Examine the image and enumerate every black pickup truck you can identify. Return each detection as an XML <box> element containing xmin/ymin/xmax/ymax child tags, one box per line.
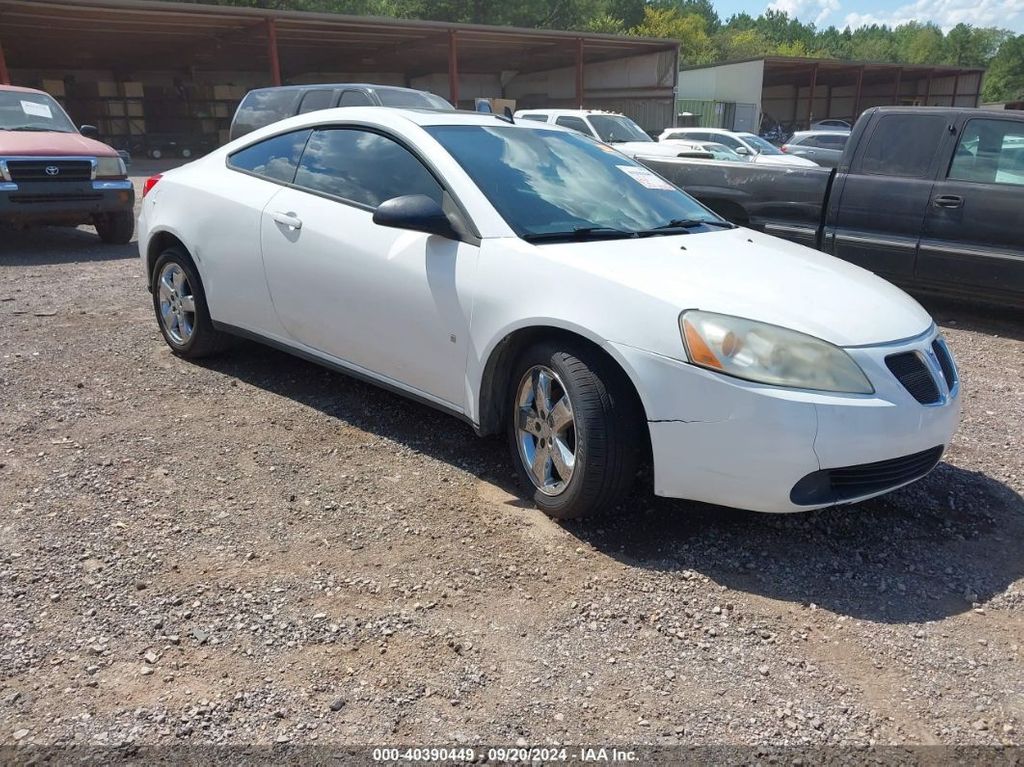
<box><xmin>644</xmin><ymin>107</ymin><xmax>1024</xmax><ymax>308</ymax></box>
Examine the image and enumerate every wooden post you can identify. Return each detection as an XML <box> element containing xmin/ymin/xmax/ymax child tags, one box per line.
<box><xmin>853</xmin><ymin>65</ymin><xmax>864</xmax><ymax>123</ymax></box>
<box><xmin>448</xmin><ymin>29</ymin><xmax>459</xmax><ymax>107</ymax></box>
<box><xmin>892</xmin><ymin>67</ymin><xmax>902</xmax><ymax>105</ymax></box>
<box><xmin>575</xmin><ymin>38</ymin><xmax>584</xmax><ymax>109</ymax></box>
<box><xmin>806</xmin><ymin>63</ymin><xmax>818</xmax><ymax>129</ymax></box>
<box><xmin>266</xmin><ymin>18</ymin><xmax>281</xmax><ymax>86</ymax></box>
<box><xmin>924</xmin><ymin>70</ymin><xmax>933</xmax><ymax>106</ymax></box>
<box><xmin>0</xmin><ymin>39</ymin><xmax>10</xmax><ymax>85</ymax></box>
<box><xmin>951</xmin><ymin>73</ymin><xmax>960</xmax><ymax>107</ymax></box>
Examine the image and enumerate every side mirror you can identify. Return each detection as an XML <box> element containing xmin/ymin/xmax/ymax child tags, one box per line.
<box><xmin>734</xmin><ymin>146</ymin><xmax>751</xmax><ymax>156</ymax></box>
<box><xmin>373</xmin><ymin>195</ymin><xmax>458</xmax><ymax>240</ymax></box>
<box><xmin>80</xmin><ymin>124</ymin><xmax>99</xmax><ymax>138</ymax></box>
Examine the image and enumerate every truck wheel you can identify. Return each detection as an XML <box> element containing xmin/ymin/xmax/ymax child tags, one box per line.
<box><xmin>149</xmin><ymin>148</ymin><xmax>162</xmax><ymax>159</ymax></box>
<box><xmin>151</xmin><ymin>248</ymin><xmax>229</xmax><ymax>359</ymax></box>
<box><xmin>93</xmin><ymin>210</ymin><xmax>135</xmax><ymax>244</ymax></box>
<box><xmin>180</xmin><ymin>148</ymin><xmax>193</xmax><ymax>159</ymax></box>
<box><xmin>507</xmin><ymin>341</ymin><xmax>641</xmax><ymax>520</ymax></box>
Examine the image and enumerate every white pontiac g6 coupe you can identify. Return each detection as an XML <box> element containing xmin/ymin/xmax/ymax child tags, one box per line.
<box><xmin>138</xmin><ymin>108</ymin><xmax>961</xmax><ymax>519</ymax></box>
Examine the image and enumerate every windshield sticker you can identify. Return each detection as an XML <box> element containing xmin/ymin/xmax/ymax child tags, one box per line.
<box><xmin>21</xmin><ymin>100</ymin><xmax>53</xmax><ymax>119</ymax></box>
<box><xmin>616</xmin><ymin>165</ymin><xmax>674</xmax><ymax>191</ymax></box>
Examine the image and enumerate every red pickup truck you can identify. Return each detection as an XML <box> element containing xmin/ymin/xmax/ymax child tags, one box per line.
<box><xmin>1</xmin><ymin>84</ymin><xmax>135</xmax><ymax>244</ymax></box>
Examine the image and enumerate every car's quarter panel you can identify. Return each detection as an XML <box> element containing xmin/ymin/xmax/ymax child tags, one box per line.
<box><xmin>259</xmin><ymin>186</ymin><xmax>477</xmax><ymax>409</ymax></box>
<box><xmin>141</xmin><ymin>161</ymin><xmax>288</xmax><ymax>338</ymax></box>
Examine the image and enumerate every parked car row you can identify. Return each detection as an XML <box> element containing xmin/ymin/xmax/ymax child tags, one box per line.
<box><xmin>136</xmin><ymin>105</ymin><xmax>962</xmax><ymax>521</ymax></box>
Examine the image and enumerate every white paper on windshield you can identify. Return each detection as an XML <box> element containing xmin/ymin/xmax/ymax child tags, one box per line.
<box><xmin>616</xmin><ymin>165</ymin><xmax>674</xmax><ymax>191</ymax></box>
<box><xmin>21</xmin><ymin>100</ymin><xmax>53</xmax><ymax>119</ymax></box>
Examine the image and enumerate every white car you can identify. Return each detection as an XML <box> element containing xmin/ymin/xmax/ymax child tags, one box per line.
<box><xmin>660</xmin><ymin>127</ymin><xmax>820</xmax><ymax>167</ymax></box>
<box><xmin>138</xmin><ymin>108</ymin><xmax>960</xmax><ymax>519</ymax></box>
<box><xmin>514</xmin><ymin>109</ymin><xmax>710</xmax><ymax>161</ymax></box>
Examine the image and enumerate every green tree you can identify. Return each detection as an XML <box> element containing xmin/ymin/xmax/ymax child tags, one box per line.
<box><xmin>631</xmin><ymin>6</ymin><xmax>716</xmax><ymax>65</ymax></box>
<box><xmin>983</xmin><ymin>34</ymin><xmax>1024</xmax><ymax>101</ymax></box>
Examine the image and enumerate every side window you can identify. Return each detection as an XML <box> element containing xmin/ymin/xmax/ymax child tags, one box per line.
<box><xmin>294</xmin><ymin>128</ymin><xmax>443</xmax><ymax>208</ymax></box>
<box><xmin>339</xmin><ymin>90</ymin><xmax>374</xmax><ymax>107</ymax></box>
<box><xmin>231</xmin><ymin>90</ymin><xmax>300</xmax><ymax>137</ymax></box>
<box><xmin>519</xmin><ymin>114</ymin><xmax>548</xmax><ymax>123</ymax></box>
<box><xmin>859</xmin><ymin>114</ymin><xmax>947</xmax><ymax>178</ymax></box>
<box><xmin>297</xmin><ymin>89</ymin><xmax>334</xmax><ymax>115</ymax></box>
<box><xmin>227</xmin><ymin>129</ymin><xmax>311</xmax><ymax>183</ymax></box>
<box><xmin>948</xmin><ymin>118</ymin><xmax>1024</xmax><ymax>187</ymax></box>
<box><xmin>819</xmin><ymin>134</ymin><xmax>848</xmax><ymax>148</ymax></box>
<box><xmin>716</xmin><ymin>134</ymin><xmax>740</xmax><ymax>149</ymax></box>
<box><xmin>555</xmin><ymin>116</ymin><xmax>592</xmax><ymax>136</ymax></box>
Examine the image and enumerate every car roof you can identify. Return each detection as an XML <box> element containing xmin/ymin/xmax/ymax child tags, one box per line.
<box><xmin>514</xmin><ymin>109</ymin><xmax>623</xmax><ymax>117</ymax></box>
<box><xmin>0</xmin><ymin>84</ymin><xmax>49</xmax><ymax>95</ymax></box>
<box><xmin>791</xmin><ymin>129</ymin><xmax>851</xmax><ymax>138</ymax></box>
<box><xmin>245</xmin><ymin>83</ymin><xmax>433</xmax><ymax>95</ymax></box>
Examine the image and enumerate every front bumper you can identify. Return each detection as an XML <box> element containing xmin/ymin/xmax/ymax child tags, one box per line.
<box><xmin>611</xmin><ymin>326</ymin><xmax>961</xmax><ymax>513</ymax></box>
<box><xmin>0</xmin><ymin>179</ymin><xmax>134</xmax><ymax>225</ymax></box>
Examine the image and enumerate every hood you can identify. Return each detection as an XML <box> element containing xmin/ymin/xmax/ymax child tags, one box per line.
<box><xmin>539</xmin><ymin>227</ymin><xmax>932</xmax><ymax>348</ymax></box>
<box><xmin>755</xmin><ymin>154</ymin><xmax>818</xmax><ymax>167</ymax></box>
<box><xmin>0</xmin><ymin>130</ymin><xmax>119</xmax><ymax>157</ymax></box>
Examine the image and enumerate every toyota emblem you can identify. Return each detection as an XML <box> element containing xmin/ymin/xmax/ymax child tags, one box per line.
<box><xmin>45</xmin><ymin>165</ymin><xmax>60</xmax><ymax>176</ymax></box>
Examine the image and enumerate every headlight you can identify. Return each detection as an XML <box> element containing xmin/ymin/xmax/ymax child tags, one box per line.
<box><xmin>95</xmin><ymin>157</ymin><xmax>127</xmax><ymax>179</ymax></box>
<box><xmin>679</xmin><ymin>310</ymin><xmax>874</xmax><ymax>394</ymax></box>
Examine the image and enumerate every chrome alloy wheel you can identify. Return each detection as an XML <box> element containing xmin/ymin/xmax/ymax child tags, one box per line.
<box><xmin>515</xmin><ymin>365</ymin><xmax>577</xmax><ymax>496</ymax></box>
<box><xmin>157</xmin><ymin>263</ymin><xmax>196</xmax><ymax>345</ymax></box>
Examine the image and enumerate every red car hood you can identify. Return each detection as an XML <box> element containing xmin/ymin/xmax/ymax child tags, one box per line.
<box><xmin>1</xmin><ymin>131</ymin><xmax>118</xmax><ymax>157</ymax></box>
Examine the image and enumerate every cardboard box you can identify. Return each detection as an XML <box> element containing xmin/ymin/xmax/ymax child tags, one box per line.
<box><xmin>212</xmin><ymin>103</ymin><xmax>230</xmax><ymax>118</ymax></box>
<box><xmin>490</xmin><ymin>98</ymin><xmax>517</xmax><ymax>115</ymax></box>
<box><xmin>127</xmin><ymin>101</ymin><xmax>144</xmax><ymax>117</ymax></box>
<box><xmin>213</xmin><ymin>85</ymin><xmax>235</xmax><ymax>101</ymax></box>
<box><xmin>121</xmin><ymin>81</ymin><xmax>144</xmax><ymax>98</ymax></box>
<box><xmin>97</xmin><ymin>81</ymin><xmax>119</xmax><ymax>98</ymax></box>
<box><xmin>103</xmin><ymin>101</ymin><xmax>126</xmax><ymax>117</ymax></box>
<box><xmin>128</xmin><ymin>118</ymin><xmax>146</xmax><ymax>135</ymax></box>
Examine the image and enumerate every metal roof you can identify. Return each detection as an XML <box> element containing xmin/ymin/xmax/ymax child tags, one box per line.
<box><xmin>0</xmin><ymin>0</ymin><xmax>678</xmax><ymax>75</ymax></box>
<box><xmin>682</xmin><ymin>56</ymin><xmax>985</xmax><ymax>87</ymax></box>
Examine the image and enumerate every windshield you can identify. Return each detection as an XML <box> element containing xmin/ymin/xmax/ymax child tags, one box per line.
<box><xmin>426</xmin><ymin>125</ymin><xmax>722</xmax><ymax>240</ymax></box>
<box><xmin>588</xmin><ymin>114</ymin><xmax>652</xmax><ymax>143</ymax></box>
<box><xmin>738</xmin><ymin>133</ymin><xmax>783</xmax><ymax>155</ymax></box>
<box><xmin>376</xmin><ymin>89</ymin><xmax>453</xmax><ymax>110</ymax></box>
<box><xmin>0</xmin><ymin>91</ymin><xmax>77</xmax><ymax>133</ymax></box>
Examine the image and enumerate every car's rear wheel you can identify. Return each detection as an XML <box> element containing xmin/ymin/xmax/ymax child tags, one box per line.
<box><xmin>151</xmin><ymin>248</ymin><xmax>229</xmax><ymax>358</ymax></box>
<box><xmin>93</xmin><ymin>210</ymin><xmax>134</xmax><ymax>244</ymax></box>
<box><xmin>507</xmin><ymin>342</ymin><xmax>641</xmax><ymax>520</ymax></box>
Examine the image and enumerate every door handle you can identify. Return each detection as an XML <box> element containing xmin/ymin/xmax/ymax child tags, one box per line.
<box><xmin>932</xmin><ymin>195</ymin><xmax>964</xmax><ymax>209</ymax></box>
<box><xmin>272</xmin><ymin>211</ymin><xmax>302</xmax><ymax>229</ymax></box>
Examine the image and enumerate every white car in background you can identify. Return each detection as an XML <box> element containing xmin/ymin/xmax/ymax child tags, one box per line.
<box><xmin>138</xmin><ymin>108</ymin><xmax>960</xmax><ymax>520</ymax></box>
<box><xmin>660</xmin><ymin>127</ymin><xmax>820</xmax><ymax>167</ymax></box>
<box><xmin>514</xmin><ymin>108</ymin><xmax>711</xmax><ymax>160</ymax></box>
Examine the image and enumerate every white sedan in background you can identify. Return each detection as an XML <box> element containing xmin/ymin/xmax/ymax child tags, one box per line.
<box><xmin>660</xmin><ymin>127</ymin><xmax>820</xmax><ymax>167</ymax></box>
<box><xmin>139</xmin><ymin>108</ymin><xmax>960</xmax><ymax>519</ymax></box>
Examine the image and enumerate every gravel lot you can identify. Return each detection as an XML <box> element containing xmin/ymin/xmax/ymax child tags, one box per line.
<box><xmin>1</xmin><ymin>163</ymin><xmax>1022</xmax><ymax>752</ymax></box>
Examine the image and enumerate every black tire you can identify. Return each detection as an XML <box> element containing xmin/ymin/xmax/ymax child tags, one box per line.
<box><xmin>151</xmin><ymin>247</ymin><xmax>229</xmax><ymax>359</ymax></box>
<box><xmin>507</xmin><ymin>341</ymin><xmax>641</xmax><ymax>520</ymax></box>
<box><xmin>93</xmin><ymin>210</ymin><xmax>135</xmax><ymax>244</ymax></box>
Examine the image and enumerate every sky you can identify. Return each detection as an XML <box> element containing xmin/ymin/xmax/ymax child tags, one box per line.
<box><xmin>714</xmin><ymin>0</ymin><xmax>1024</xmax><ymax>33</ymax></box>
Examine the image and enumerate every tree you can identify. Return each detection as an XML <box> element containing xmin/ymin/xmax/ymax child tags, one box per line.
<box><xmin>983</xmin><ymin>34</ymin><xmax>1024</xmax><ymax>102</ymax></box>
<box><xmin>631</xmin><ymin>6</ymin><xmax>716</xmax><ymax>65</ymax></box>
<box><xmin>716</xmin><ymin>28</ymin><xmax>773</xmax><ymax>60</ymax></box>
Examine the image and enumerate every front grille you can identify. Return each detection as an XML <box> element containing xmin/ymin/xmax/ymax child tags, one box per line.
<box><xmin>886</xmin><ymin>351</ymin><xmax>940</xmax><ymax>404</ymax></box>
<box><xmin>932</xmin><ymin>339</ymin><xmax>957</xmax><ymax>391</ymax></box>
<box><xmin>6</xmin><ymin>160</ymin><xmax>93</xmax><ymax>182</ymax></box>
<box><xmin>791</xmin><ymin>446</ymin><xmax>944</xmax><ymax>505</ymax></box>
<box><xmin>10</xmin><ymin>193</ymin><xmax>102</xmax><ymax>204</ymax></box>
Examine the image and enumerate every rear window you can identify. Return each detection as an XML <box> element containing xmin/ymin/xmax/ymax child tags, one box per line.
<box><xmin>859</xmin><ymin>114</ymin><xmax>947</xmax><ymax>177</ymax></box>
<box><xmin>231</xmin><ymin>90</ymin><xmax>301</xmax><ymax>139</ymax></box>
<box><xmin>227</xmin><ymin>129</ymin><xmax>311</xmax><ymax>183</ymax></box>
<box><xmin>375</xmin><ymin>89</ymin><xmax>451</xmax><ymax>110</ymax></box>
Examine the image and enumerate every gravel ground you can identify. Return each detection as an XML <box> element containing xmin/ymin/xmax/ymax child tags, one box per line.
<box><xmin>1</xmin><ymin>163</ymin><xmax>1022</xmax><ymax>752</ymax></box>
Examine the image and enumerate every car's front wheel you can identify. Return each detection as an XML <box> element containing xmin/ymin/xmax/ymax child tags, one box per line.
<box><xmin>151</xmin><ymin>248</ymin><xmax>228</xmax><ymax>358</ymax></box>
<box><xmin>507</xmin><ymin>342</ymin><xmax>641</xmax><ymax>520</ymax></box>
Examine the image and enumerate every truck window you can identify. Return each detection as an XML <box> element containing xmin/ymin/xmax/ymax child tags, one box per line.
<box><xmin>339</xmin><ymin>90</ymin><xmax>374</xmax><ymax>107</ymax></box>
<box><xmin>297</xmin><ymin>89</ymin><xmax>334</xmax><ymax>114</ymax></box>
<box><xmin>859</xmin><ymin>114</ymin><xmax>948</xmax><ymax>178</ymax></box>
<box><xmin>232</xmin><ymin>89</ymin><xmax>301</xmax><ymax>139</ymax></box>
<box><xmin>948</xmin><ymin>118</ymin><xmax>1024</xmax><ymax>187</ymax></box>
<box><xmin>555</xmin><ymin>116</ymin><xmax>592</xmax><ymax>136</ymax></box>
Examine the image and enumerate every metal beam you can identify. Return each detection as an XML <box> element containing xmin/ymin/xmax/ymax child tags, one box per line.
<box><xmin>448</xmin><ymin>29</ymin><xmax>459</xmax><ymax>106</ymax></box>
<box><xmin>852</xmin><ymin>65</ymin><xmax>864</xmax><ymax>122</ymax></box>
<box><xmin>575</xmin><ymin>37</ymin><xmax>584</xmax><ymax>109</ymax></box>
<box><xmin>892</xmin><ymin>67</ymin><xmax>903</xmax><ymax>105</ymax></box>
<box><xmin>951</xmin><ymin>73</ymin><xmax>960</xmax><ymax>107</ymax></box>
<box><xmin>923</xmin><ymin>70</ymin><xmax>933</xmax><ymax>106</ymax></box>
<box><xmin>266</xmin><ymin>17</ymin><xmax>281</xmax><ymax>86</ymax></box>
<box><xmin>0</xmin><ymin>39</ymin><xmax>9</xmax><ymax>85</ymax></box>
<box><xmin>806</xmin><ymin>63</ymin><xmax>818</xmax><ymax>129</ymax></box>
